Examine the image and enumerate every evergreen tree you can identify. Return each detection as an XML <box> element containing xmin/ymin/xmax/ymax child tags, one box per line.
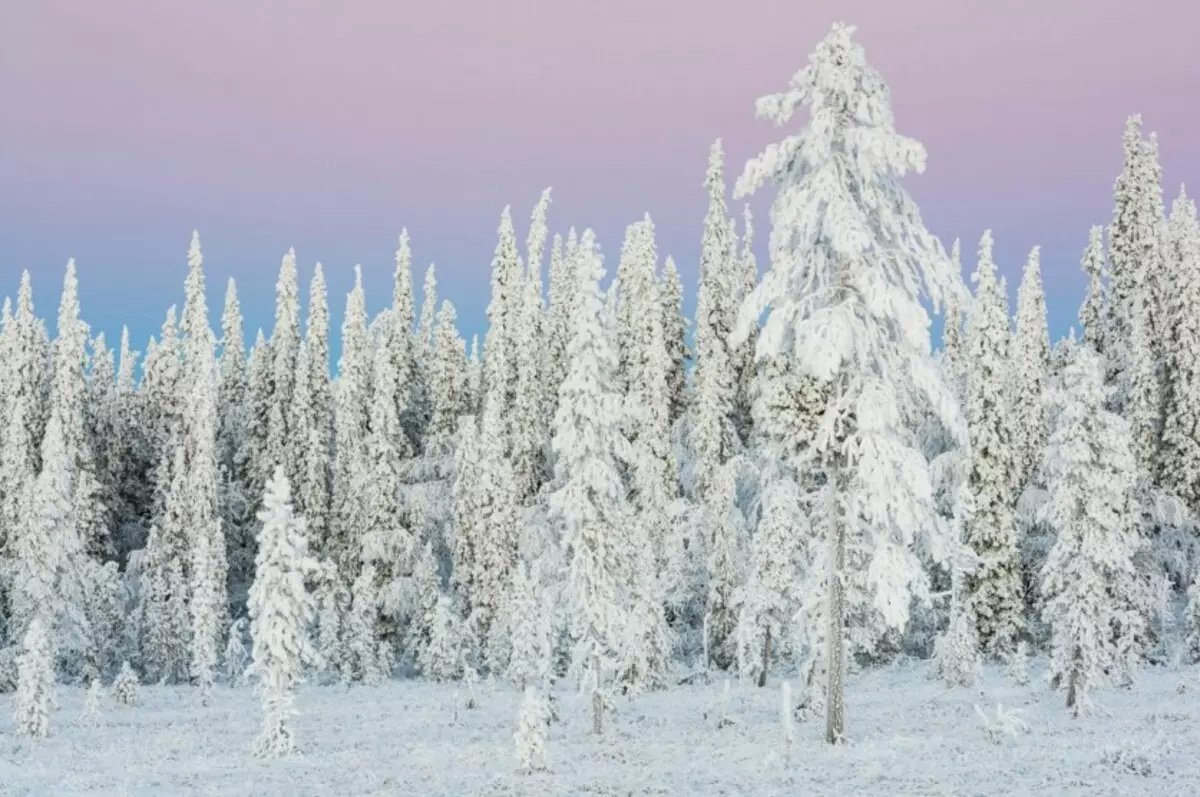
<box><xmin>292</xmin><ymin>264</ymin><xmax>333</xmax><ymax>553</ymax></box>
<box><xmin>427</xmin><ymin>301</ymin><xmax>469</xmax><ymax>448</ymax></box>
<box><xmin>1079</xmin><ymin>226</ymin><xmax>1108</xmax><ymax>353</ymax></box>
<box><xmin>482</xmin><ymin>207</ymin><xmax>523</xmax><ymax>432</ymax></box>
<box><xmin>1161</xmin><ymin>187</ymin><xmax>1200</xmax><ymax>507</ymax></box>
<box><xmin>545</xmin><ymin>229</ymin><xmax>632</xmax><ymax>734</ymax></box>
<box><xmin>692</xmin><ymin>139</ymin><xmax>740</xmax><ymax>501</ymax></box>
<box><xmin>732</xmin><ymin>205</ymin><xmax>759</xmax><ymax>447</ymax></box>
<box><xmin>389</xmin><ymin>230</ymin><xmax>418</xmax><ymax>450</ymax></box>
<box><xmin>963</xmin><ymin>231</ymin><xmax>1024</xmax><ymax>656</ymax></box>
<box><xmin>266</xmin><ymin>249</ymin><xmax>302</xmax><ymax>491</ymax></box>
<box><xmin>543</xmin><ymin>232</ymin><xmax>573</xmax><ymax>420</ymax></box>
<box><xmin>661</xmin><ymin>255</ymin><xmax>688</xmax><ymax>427</ymax></box>
<box><xmin>1011</xmin><ymin>246</ymin><xmax>1052</xmax><ymax>492</ymax></box>
<box><xmin>451</xmin><ymin>416</ymin><xmax>482</xmax><ymax>614</ymax></box>
<box><xmin>14</xmin><ymin>615</ymin><xmax>54</xmax><ymax>738</ymax></box>
<box><xmin>509</xmin><ymin>189</ymin><xmax>553</xmax><ymax>503</ymax></box>
<box><xmin>1040</xmin><ymin>343</ymin><xmax>1144</xmax><ymax>714</ymax></box>
<box><xmin>731</xmin><ymin>22</ymin><xmax>965</xmax><ymax>743</ymax></box>
<box><xmin>248</xmin><ymin>466</ymin><xmax>319</xmax><ymax>757</ymax></box>
<box><xmin>330</xmin><ymin>267</ymin><xmax>372</xmax><ymax>578</ymax></box>
<box><xmin>1</xmin><ymin>273</ymin><xmax>49</xmax><ymax>556</ymax></box>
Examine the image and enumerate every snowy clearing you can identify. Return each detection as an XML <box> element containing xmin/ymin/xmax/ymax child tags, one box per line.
<box><xmin>2</xmin><ymin>660</ymin><xmax>1198</xmax><ymax>796</ymax></box>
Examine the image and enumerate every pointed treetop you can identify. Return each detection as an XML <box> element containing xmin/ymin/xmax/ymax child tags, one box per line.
<box><xmin>706</xmin><ymin>139</ymin><xmax>725</xmax><ymax>194</ymax></box>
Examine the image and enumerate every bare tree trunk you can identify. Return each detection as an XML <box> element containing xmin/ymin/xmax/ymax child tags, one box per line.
<box><xmin>757</xmin><ymin>626</ymin><xmax>772</xmax><ymax>688</ymax></box>
<box><xmin>825</xmin><ymin>470</ymin><xmax>846</xmax><ymax>745</ymax></box>
<box><xmin>591</xmin><ymin>656</ymin><xmax>603</xmax><ymax>735</ymax></box>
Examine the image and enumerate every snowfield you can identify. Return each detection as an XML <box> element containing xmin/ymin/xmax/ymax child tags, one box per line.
<box><xmin>2</xmin><ymin>660</ymin><xmax>1198</xmax><ymax>796</ymax></box>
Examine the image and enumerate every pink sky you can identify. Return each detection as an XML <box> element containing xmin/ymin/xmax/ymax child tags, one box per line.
<box><xmin>2</xmin><ymin>0</ymin><xmax>1198</xmax><ymax>343</ymax></box>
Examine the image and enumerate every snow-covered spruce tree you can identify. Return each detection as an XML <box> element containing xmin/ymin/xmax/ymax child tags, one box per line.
<box><xmin>1105</xmin><ymin>116</ymin><xmax>1164</xmax><ymax>473</ymax></box>
<box><xmin>736</xmin><ymin>462</ymin><xmax>803</xmax><ymax>687</ymax></box>
<box><xmin>388</xmin><ymin>230</ymin><xmax>419</xmax><ymax>451</ymax></box>
<box><xmin>411</xmin><ymin>262</ymin><xmax>439</xmax><ymax>446</ymax></box>
<box><xmin>508</xmin><ymin>189</ymin><xmax>552</xmax><ymax>504</ymax></box>
<box><xmin>706</xmin><ymin>455</ymin><xmax>751</xmax><ymax>671</ymax></box>
<box><xmin>247</xmin><ymin>466</ymin><xmax>319</xmax><ymax>757</ymax></box>
<box><xmin>546</xmin><ymin>229</ymin><xmax>633</xmax><ymax>735</ymax></box>
<box><xmin>1079</xmin><ymin>226</ymin><xmax>1108</xmax><ymax>354</ymax></box>
<box><xmin>1039</xmin><ymin>343</ymin><xmax>1144</xmax><ymax>714</ymax></box>
<box><xmin>472</xmin><ymin>391</ymin><xmax>521</xmax><ymax>671</ymax></box>
<box><xmin>111</xmin><ymin>660</ymin><xmax>139</xmax><ymax>705</ymax></box>
<box><xmin>451</xmin><ymin>415</ymin><xmax>482</xmax><ymax>615</ymax></box>
<box><xmin>506</xmin><ymin>560</ymin><xmax>552</xmax><ymax>690</ymax></box>
<box><xmin>514</xmin><ymin>684</ymin><xmax>551</xmax><ymax>773</ymax></box>
<box><xmin>140</xmin><ymin>446</ymin><xmax>193</xmax><ymax>683</ymax></box>
<box><xmin>1186</xmin><ymin>575</ymin><xmax>1200</xmax><ymax>664</ymax></box>
<box><xmin>264</xmin><ymin>248</ymin><xmax>302</xmax><ymax>496</ymax></box>
<box><xmin>661</xmin><ymin>255</ymin><xmax>689</xmax><ymax>427</ymax></box>
<box><xmin>14</xmin><ymin>615</ymin><xmax>54</xmax><ymax>738</ymax></box>
<box><xmin>359</xmin><ymin>328</ymin><xmax>414</xmax><ymax>661</ymax></box>
<box><xmin>345</xmin><ymin>563</ymin><xmax>384</xmax><ymax>684</ymax></box>
<box><xmin>291</xmin><ymin>263</ymin><xmax>333</xmax><ymax>552</ymax></box>
<box><xmin>482</xmin><ymin>207</ymin><xmax>522</xmax><ymax>436</ymax></box>
<box><xmin>1011</xmin><ymin>246</ymin><xmax>1051</xmax><ymax>493</ymax></box>
<box><xmin>420</xmin><ymin>593</ymin><xmax>465</xmax><ymax>681</ymax></box>
<box><xmin>1140</xmin><ymin>133</ymin><xmax>1172</xmax><ymax>381</ymax></box>
<box><xmin>0</xmin><ymin>272</ymin><xmax>51</xmax><ymax>552</ymax></box>
<box><xmin>87</xmin><ymin>332</ymin><xmax>119</xmax><ymax>557</ymax></box>
<box><xmin>933</xmin><ymin>484</ymin><xmax>981</xmax><ymax>687</ymax></box>
<box><xmin>963</xmin><ymin>231</ymin><xmax>1024</xmax><ymax>657</ymax></box>
<box><xmin>732</xmin><ymin>205</ymin><xmax>759</xmax><ymax>447</ymax></box>
<box><xmin>51</xmin><ymin>259</ymin><xmax>108</xmax><ymax>561</ymax></box>
<box><xmin>330</xmin><ymin>267</ymin><xmax>372</xmax><ymax>578</ymax></box>
<box><xmin>427</xmin><ymin>301</ymin><xmax>469</xmax><ymax>448</ymax></box>
<box><xmin>1161</xmin><ymin>187</ymin><xmax>1200</xmax><ymax>509</ymax></box>
<box><xmin>217</xmin><ymin>280</ymin><xmax>250</xmax><ymax>611</ymax></box>
<box><xmin>187</xmin><ymin>329</ymin><xmax>227</xmax><ymax>701</ymax></box>
<box><xmin>543</xmin><ymin>232</ymin><xmax>573</xmax><ymax>421</ymax></box>
<box><xmin>692</xmin><ymin>139</ymin><xmax>740</xmax><ymax>503</ymax></box>
<box><xmin>731</xmin><ymin>22</ymin><xmax>965</xmax><ymax>743</ymax></box>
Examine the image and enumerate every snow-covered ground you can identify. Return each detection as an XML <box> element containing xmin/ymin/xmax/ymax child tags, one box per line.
<box><xmin>1</xmin><ymin>660</ymin><xmax>1198</xmax><ymax>796</ymax></box>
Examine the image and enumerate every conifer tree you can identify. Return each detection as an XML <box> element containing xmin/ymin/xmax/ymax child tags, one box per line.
<box><xmin>732</xmin><ymin>205</ymin><xmax>759</xmax><ymax>447</ymax></box>
<box><xmin>1012</xmin><ymin>246</ymin><xmax>1051</xmax><ymax>492</ymax></box>
<box><xmin>265</xmin><ymin>249</ymin><xmax>302</xmax><ymax>491</ymax></box>
<box><xmin>292</xmin><ymin>264</ymin><xmax>333</xmax><ymax>551</ymax></box>
<box><xmin>963</xmin><ymin>231</ymin><xmax>1023</xmax><ymax>656</ymax></box>
<box><xmin>14</xmin><ymin>615</ymin><xmax>54</xmax><ymax>738</ymax></box>
<box><xmin>1079</xmin><ymin>226</ymin><xmax>1108</xmax><ymax>353</ymax></box>
<box><xmin>331</xmin><ymin>268</ymin><xmax>372</xmax><ymax>577</ymax></box>
<box><xmin>427</xmin><ymin>301</ymin><xmax>469</xmax><ymax>448</ymax></box>
<box><xmin>546</xmin><ymin>229</ymin><xmax>632</xmax><ymax>734</ymax></box>
<box><xmin>389</xmin><ymin>230</ymin><xmax>418</xmax><ymax>450</ymax></box>
<box><xmin>661</xmin><ymin>256</ymin><xmax>688</xmax><ymax>427</ymax></box>
<box><xmin>509</xmin><ymin>189</ymin><xmax>553</xmax><ymax>503</ymax></box>
<box><xmin>1161</xmin><ymin>187</ymin><xmax>1200</xmax><ymax>507</ymax></box>
<box><xmin>543</xmin><ymin>232</ymin><xmax>573</xmax><ymax>418</ymax></box>
<box><xmin>1040</xmin><ymin>343</ymin><xmax>1144</xmax><ymax>714</ymax></box>
<box><xmin>248</xmin><ymin>466</ymin><xmax>319</xmax><ymax>757</ymax></box>
<box><xmin>1</xmin><ymin>273</ymin><xmax>49</xmax><ymax>555</ymax></box>
<box><xmin>514</xmin><ymin>685</ymin><xmax>551</xmax><ymax>773</ymax></box>
<box><xmin>731</xmin><ymin>22</ymin><xmax>964</xmax><ymax>743</ymax></box>
<box><xmin>482</xmin><ymin>207</ymin><xmax>523</xmax><ymax>436</ymax></box>
<box><xmin>451</xmin><ymin>416</ymin><xmax>482</xmax><ymax>614</ymax></box>
<box><xmin>692</xmin><ymin>139</ymin><xmax>740</xmax><ymax>501</ymax></box>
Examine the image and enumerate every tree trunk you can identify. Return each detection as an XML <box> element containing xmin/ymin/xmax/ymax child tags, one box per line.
<box><xmin>591</xmin><ymin>656</ymin><xmax>603</xmax><ymax>735</ymax></box>
<box><xmin>1065</xmin><ymin>647</ymin><xmax>1081</xmax><ymax>716</ymax></box>
<box><xmin>825</xmin><ymin>472</ymin><xmax>846</xmax><ymax>745</ymax></box>
<box><xmin>757</xmin><ymin>626</ymin><xmax>772</xmax><ymax>688</ymax></box>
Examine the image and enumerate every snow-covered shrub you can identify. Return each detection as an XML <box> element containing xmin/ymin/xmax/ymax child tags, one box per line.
<box><xmin>514</xmin><ymin>685</ymin><xmax>550</xmax><ymax>773</ymax></box>
<box><xmin>14</xmin><ymin>616</ymin><xmax>54</xmax><ymax>739</ymax></box>
<box><xmin>111</xmin><ymin>661</ymin><xmax>139</xmax><ymax>706</ymax></box>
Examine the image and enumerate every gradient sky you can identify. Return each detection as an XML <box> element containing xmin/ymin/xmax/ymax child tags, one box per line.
<box><xmin>2</xmin><ymin>0</ymin><xmax>1198</xmax><ymax>354</ymax></box>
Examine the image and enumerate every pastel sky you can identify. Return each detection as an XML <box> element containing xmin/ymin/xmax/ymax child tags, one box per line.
<box><xmin>2</xmin><ymin>0</ymin><xmax>1198</xmax><ymax>353</ymax></box>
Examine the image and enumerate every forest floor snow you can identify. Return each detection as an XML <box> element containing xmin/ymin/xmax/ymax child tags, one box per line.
<box><xmin>1</xmin><ymin>658</ymin><xmax>1198</xmax><ymax>796</ymax></box>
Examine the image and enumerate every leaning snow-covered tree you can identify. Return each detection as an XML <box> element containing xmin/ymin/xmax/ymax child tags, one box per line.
<box><xmin>1039</xmin><ymin>341</ymin><xmax>1145</xmax><ymax>715</ymax></box>
<box><xmin>246</xmin><ymin>466</ymin><xmax>319</xmax><ymax>757</ymax></box>
<box><xmin>731</xmin><ymin>22</ymin><xmax>965</xmax><ymax>744</ymax></box>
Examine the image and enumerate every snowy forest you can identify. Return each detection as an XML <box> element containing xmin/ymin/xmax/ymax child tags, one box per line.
<box><xmin>3</xmin><ymin>22</ymin><xmax>1200</xmax><ymax>791</ymax></box>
